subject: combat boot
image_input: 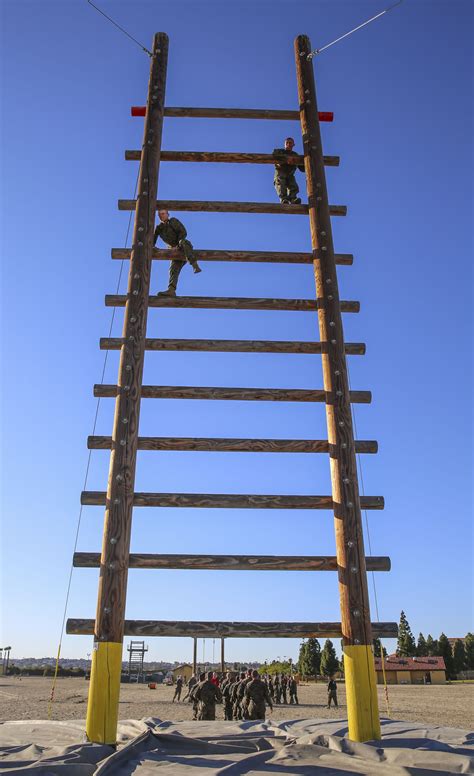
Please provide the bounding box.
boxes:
[157,287,176,297]
[280,197,290,204]
[290,197,301,204]
[192,262,202,274]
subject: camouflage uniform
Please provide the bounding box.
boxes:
[327,678,338,708]
[172,676,183,702]
[281,675,288,704]
[274,676,281,704]
[153,217,199,292]
[289,677,298,705]
[244,677,273,720]
[193,678,222,720]
[231,675,247,720]
[272,149,305,204]
[188,679,201,720]
[222,677,236,720]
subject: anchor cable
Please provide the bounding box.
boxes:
[86,0,152,56]
[47,168,139,718]
[307,0,405,59]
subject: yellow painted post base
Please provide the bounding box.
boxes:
[86,641,122,744]
[344,644,381,742]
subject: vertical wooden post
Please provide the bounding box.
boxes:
[221,638,225,673]
[193,637,198,676]
[294,35,380,742]
[86,33,169,745]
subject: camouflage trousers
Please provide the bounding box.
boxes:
[167,239,197,290]
[274,172,299,202]
[247,700,266,720]
[198,703,216,720]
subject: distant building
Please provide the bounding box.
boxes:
[374,656,446,685]
[447,637,466,650]
[172,664,193,682]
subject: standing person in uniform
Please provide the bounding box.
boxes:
[244,670,273,720]
[194,671,223,720]
[238,669,254,720]
[268,675,275,703]
[188,672,205,720]
[288,675,298,705]
[232,671,247,720]
[274,674,281,704]
[272,137,305,204]
[172,675,183,702]
[281,674,288,704]
[222,672,236,720]
[154,209,202,297]
[183,673,197,701]
[327,676,338,708]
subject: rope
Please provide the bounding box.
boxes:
[47,168,139,719]
[347,366,392,718]
[86,0,152,56]
[307,0,404,59]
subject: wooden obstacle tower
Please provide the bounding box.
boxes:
[67,33,397,744]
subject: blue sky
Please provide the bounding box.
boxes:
[1,0,472,665]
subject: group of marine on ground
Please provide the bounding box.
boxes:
[171,669,338,721]
[154,137,304,296]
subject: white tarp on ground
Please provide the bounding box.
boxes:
[1,717,473,775]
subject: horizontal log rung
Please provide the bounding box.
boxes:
[118,199,347,216]
[80,491,384,509]
[87,436,378,453]
[66,619,398,639]
[105,294,359,313]
[133,107,334,122]
[73,552,390,571]
[125,150,340,167]
[110,249,354,266]
[93,385,372,404]
[118,200,347,216]
[99,338,366,355]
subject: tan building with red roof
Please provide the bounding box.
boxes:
[374,656,446,685]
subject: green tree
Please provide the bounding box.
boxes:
[396,611,416,656]
[464,633,474,670]
[320,640,339,677]
[373,638,387,658]
[416,633,428,657]
[298,638,321,677]
[452,640,466,676]
[425,634,439,656]
[438,633,455,679]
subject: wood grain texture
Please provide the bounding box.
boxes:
[73,552,391,571]
[100,338,366,355]
[81,491,384,509]
[105,294,360,313]
[93,385,372,404]
[296,35,375,647]
[92,35,169,645]
[87,436,378,453]
[67,619,398,639]
[118,199,347,216]
[111,248,354,265]
[165,107,301,120]
[125,150,340,166]
[160,107,334,120]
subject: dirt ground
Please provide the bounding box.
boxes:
[0,676,472,730]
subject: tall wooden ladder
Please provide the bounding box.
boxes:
[67,32,397,745]
[127,640,148,683]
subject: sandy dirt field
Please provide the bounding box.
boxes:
[0,676,472,730]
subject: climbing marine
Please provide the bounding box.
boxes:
[272,137,305,204]
[154,209,201,296]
